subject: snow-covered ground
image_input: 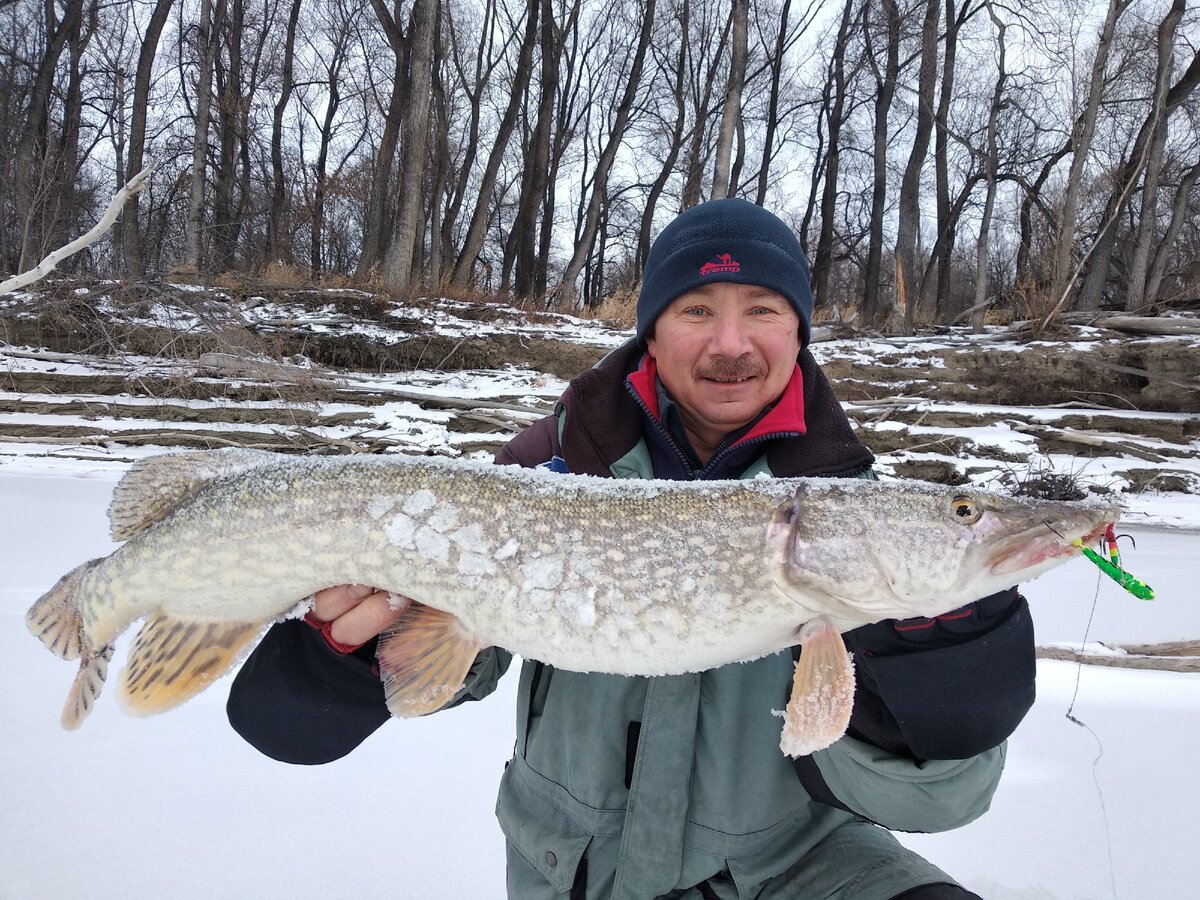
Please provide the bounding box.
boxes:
[1,456,1197,899]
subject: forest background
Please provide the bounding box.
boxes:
[2,0,1198,329]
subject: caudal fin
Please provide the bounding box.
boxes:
[62,645,115,730]
[26,559,114,729]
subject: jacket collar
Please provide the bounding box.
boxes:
[555,339,873,479]
[625,353,808,448]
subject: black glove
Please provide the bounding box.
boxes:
[842,588,1036,761]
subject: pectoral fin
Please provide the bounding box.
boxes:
[376,603,484,718]
[117,613,265,716]
[779,616,855,757]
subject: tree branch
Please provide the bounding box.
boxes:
[1,164,155,295]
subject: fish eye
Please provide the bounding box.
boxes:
[951,495,982,525]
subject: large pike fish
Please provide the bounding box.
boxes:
[27,449,1116,755]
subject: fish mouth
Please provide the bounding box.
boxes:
[987,519,1112,577]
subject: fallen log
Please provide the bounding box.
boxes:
[1037,642,1200,673]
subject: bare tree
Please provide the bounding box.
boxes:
[304,2,353,276]
[710,0,747,200]
[636,0,692,277]
[679,1,732,208]
[1122,0,1188,311]
[1144,156,1200,306]
[970,1,1007,331]
[810,0,857,308]
[120,0,175,276]
[926,0,981,319]
[266,0,302,264]
[451,0,540,290]
[183,0,225,273]
[861,0,899,327]
[13,0,86,272]
[559,0,656,310]
[380,0,438,296]
[1046,0,1130,309]
[1075,3,1197,310]
[895,0,940,328]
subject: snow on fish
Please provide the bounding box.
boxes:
[26,448,1118,755]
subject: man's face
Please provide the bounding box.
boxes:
[645,282,801,458]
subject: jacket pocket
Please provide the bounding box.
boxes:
[497,772,591,892]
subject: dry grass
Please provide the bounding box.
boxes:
[581,285,638,329]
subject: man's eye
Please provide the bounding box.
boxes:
[683,307,707,317]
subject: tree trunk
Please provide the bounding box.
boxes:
[1144,158,1200,307]
[1118,1,1183,310]
[14,0,84,273]
[928,0,977,319]
[48,3,93,259]
[862,0,899,328]
[680,4,731,209]
[121,0,174,277]
[1074,41,1199,310]
[710,0,747,200]
[451,0,540,290]
[358,0,410,278]
[637,0,691,278]
[381,0,438,296]
[811,0,856,308]
[184,0,224,274]
[266,0,302,265]
[1048,0,1128,309]
[559,0,655,310]
[310,16,351,277]
[211,0,244,272]
[971,2,1007,332]
[756,0,792,206]
[896,0,940,330]
[1016,141,1070,287]
[438,0,499,279]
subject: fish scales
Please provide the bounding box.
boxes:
[72,455,802,676]
[27,448,1119,748]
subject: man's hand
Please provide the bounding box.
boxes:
[310,585,410,648]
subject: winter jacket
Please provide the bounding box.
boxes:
[227,340,1035,899]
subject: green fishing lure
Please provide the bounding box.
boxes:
[1073,539,1155,601]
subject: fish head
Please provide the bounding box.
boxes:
[767,480,1120,623]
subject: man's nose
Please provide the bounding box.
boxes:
[708,314,753,356]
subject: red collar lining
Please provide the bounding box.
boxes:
[625,354,807,444]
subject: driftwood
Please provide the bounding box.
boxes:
[1062,314,1200,337]
[197,351,339,385]
[1037,641,1200,673]
[365,389,550,418]
[1008,421,1169,462]
[0,164,155,295]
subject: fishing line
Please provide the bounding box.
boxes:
[1044,520,1118,899]
[1065,572,1118,900]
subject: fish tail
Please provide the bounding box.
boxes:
[25,559,102,661]
[62,644,115,730]
[25,558,112,729]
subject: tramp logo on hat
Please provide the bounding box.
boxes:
[699,253,741,276]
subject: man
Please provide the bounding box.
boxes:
[228,199,1035,899]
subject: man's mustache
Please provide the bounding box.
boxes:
[694,355,766,381]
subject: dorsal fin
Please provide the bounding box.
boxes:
[108,448,284,541]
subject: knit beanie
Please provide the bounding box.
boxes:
[636,198,813,346]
